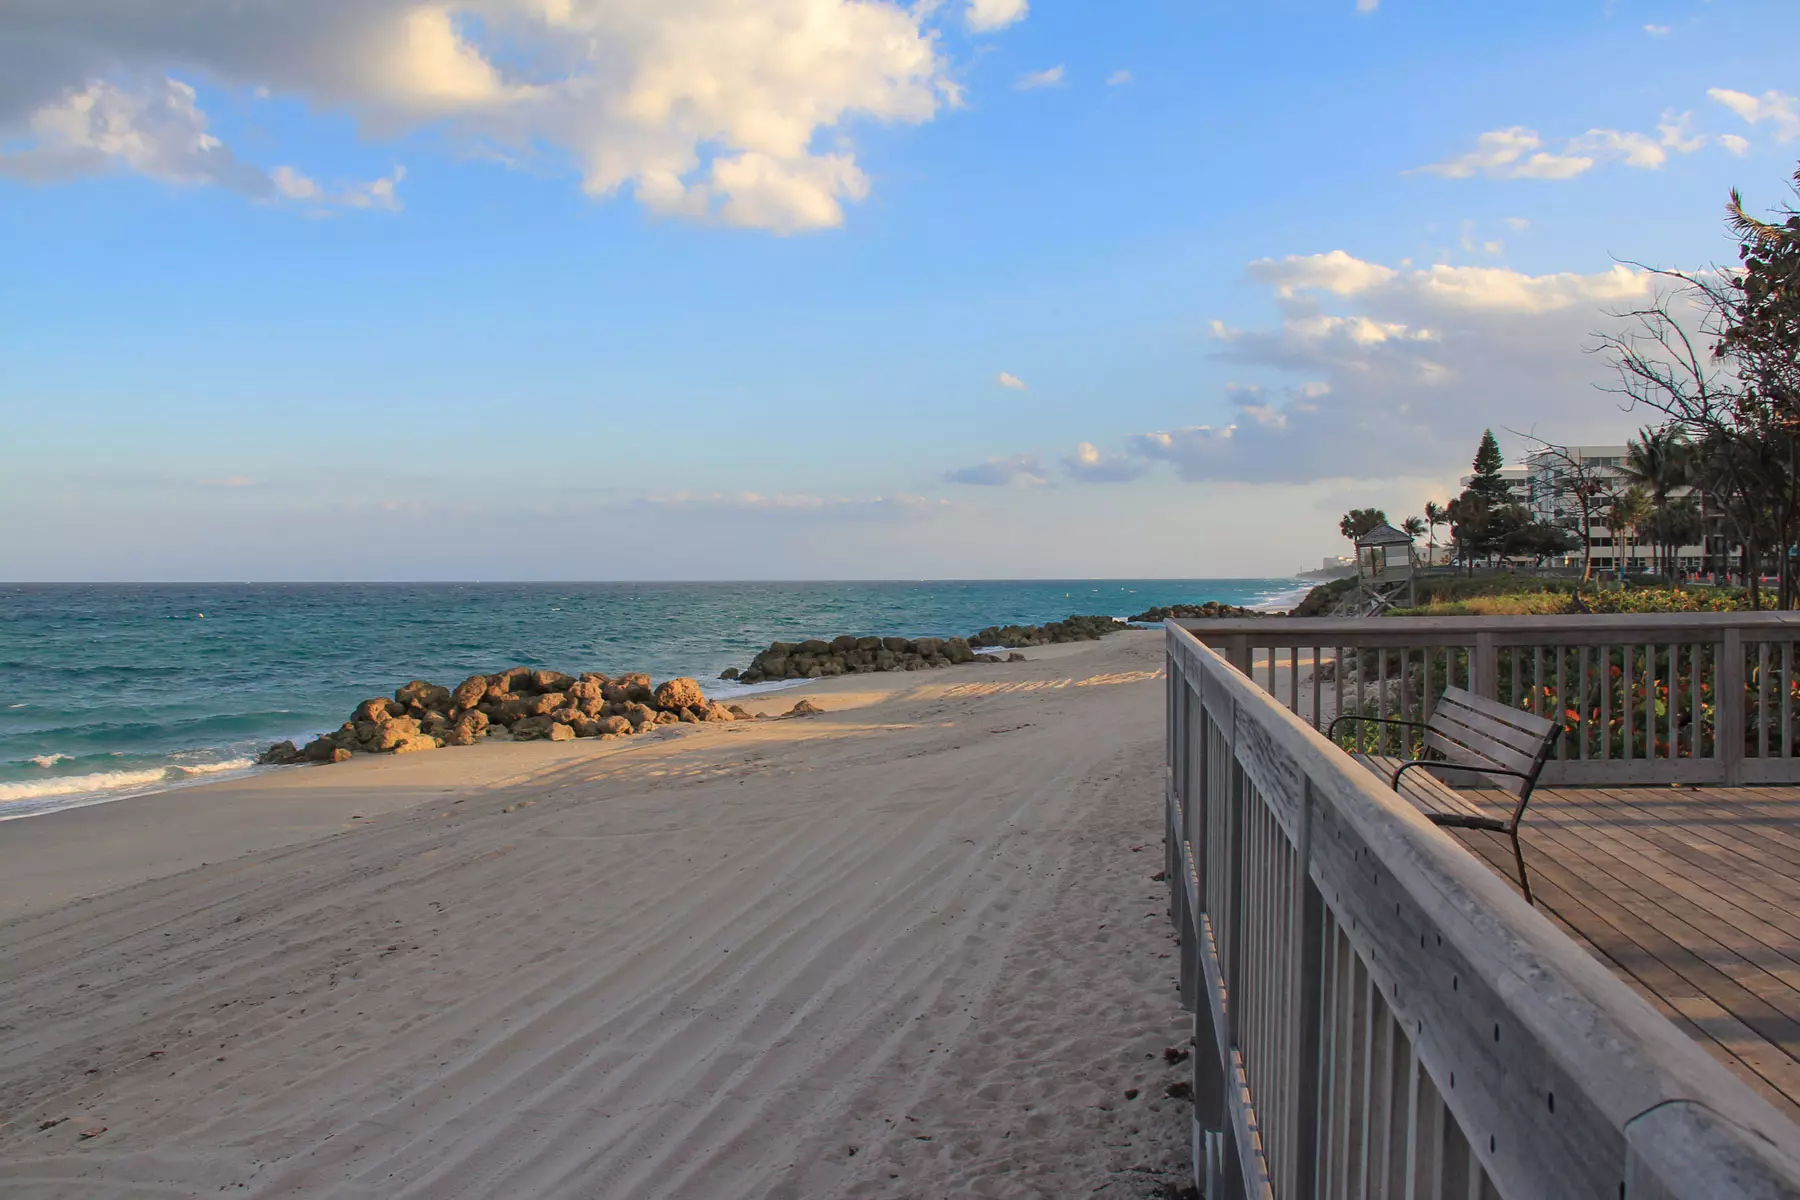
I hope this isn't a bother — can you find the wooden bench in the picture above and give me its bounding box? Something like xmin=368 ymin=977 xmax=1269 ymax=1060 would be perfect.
xmin=1328 ymin=686 xmax=1559 ymax=903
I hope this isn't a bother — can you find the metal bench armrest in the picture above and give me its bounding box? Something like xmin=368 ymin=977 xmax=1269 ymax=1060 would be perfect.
xmin=1326 ymin=714 xmax=1431 ymax=739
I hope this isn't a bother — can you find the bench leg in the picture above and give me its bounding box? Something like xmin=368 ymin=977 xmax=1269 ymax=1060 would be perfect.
xmin=1510 ymin=829 xmax=1534 ymax=906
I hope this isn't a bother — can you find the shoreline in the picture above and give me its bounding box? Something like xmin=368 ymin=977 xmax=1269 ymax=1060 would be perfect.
xmin=0 ymin=630 xmax=1191 ymax=1196
xmin=4 ymin=579 xmax=1309 ymax=821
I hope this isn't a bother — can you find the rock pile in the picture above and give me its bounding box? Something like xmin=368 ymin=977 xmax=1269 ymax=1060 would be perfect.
xmin=257 ymin=667 xmax=767 ymax=766
xmin=967 ymin=614 xmax=1123 ymax=648
xmin=724 ymin=613 xmax=1119 ymax=684
xmin=1127 ymin=602 xmax=1262 ymax=623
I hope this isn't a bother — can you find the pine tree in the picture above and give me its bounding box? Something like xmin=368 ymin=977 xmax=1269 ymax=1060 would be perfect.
xmin=1466 ymin=430 xmax=1510 ymax=504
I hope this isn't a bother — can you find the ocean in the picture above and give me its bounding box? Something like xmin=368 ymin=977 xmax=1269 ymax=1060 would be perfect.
xmin=0 ymin=579 xmax=1306 ymax=820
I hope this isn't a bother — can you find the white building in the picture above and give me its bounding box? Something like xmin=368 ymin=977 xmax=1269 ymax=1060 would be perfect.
xmin=1522 ymin=444 xmax=1719 ymax=575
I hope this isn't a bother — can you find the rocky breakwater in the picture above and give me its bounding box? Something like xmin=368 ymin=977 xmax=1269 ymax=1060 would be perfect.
xmin=722 ymin=614 xmax=1122 ymax=685
xmin=1127 ymin=601 xmax=1263 ymax=623
xmin=257 ymin=667 xmax=784 ymax=766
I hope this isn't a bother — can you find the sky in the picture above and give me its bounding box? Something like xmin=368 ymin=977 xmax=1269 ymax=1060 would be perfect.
xmin=2 ymin=0 xmax=1798 ymax=581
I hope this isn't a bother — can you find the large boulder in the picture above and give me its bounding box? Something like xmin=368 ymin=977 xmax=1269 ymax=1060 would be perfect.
xmin=622 ymin=703 xmax=657 ymax=730
xmin=787 ymin=699 xmax=825 ymax=717
xmin=829 ymin=634 xmax=859 ymax=653
xmin=566 ymin=679 xmax=605 ymax=712
xmin=395 ymin=680 xmax=452 ymax=711
xmin=390 ymin=733 xmax=442 ymax=755
xmin=598 ymin=715 xmax=634 ymax=736
xmin=527 ymin=692 xmax=567 ymax=717
xmin=370 ymin=721 xmax=424 ymax=752
xmin=718 ymin=667 xmax=740 ymax=681
xmin=510 ymin=716 xmax=556 ymax=740
xmin=546 ymin=722 xmax=576 ymax=742
xmin=353 ymin=697 xmax=403 ymax=723
xmin=256 ymin=740 xmax=302 ymax=765
xmin=532 ymin=670 xmax=576 ymax=693
xmin=654 ymin=677 xmax=707 ymax=711
xmin=451 ymin=674 xmax=489 ymax=711
xmin=943 ymin=637 xmax=976 ymax=664
xmin=492 ymin=696 xmax=535 ymax=725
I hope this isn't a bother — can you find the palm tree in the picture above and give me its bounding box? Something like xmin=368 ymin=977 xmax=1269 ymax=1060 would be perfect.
xmin=1423 ymin=501 xmax=1447 ymax=567
xmin=1400 ymin=516 xmax=1426 ymax=569
xmin=1622 ymin=426 xmax=1690 ymax=578
xmin=1608 ymin=486 xmax=1653 ymax=581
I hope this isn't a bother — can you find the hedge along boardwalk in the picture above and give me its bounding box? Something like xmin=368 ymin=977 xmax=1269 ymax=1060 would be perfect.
xmin=1445 ymin=782 xmax=1800 ymax=1126
xmin=0 ymin=631 xmax=1193 ymax=1200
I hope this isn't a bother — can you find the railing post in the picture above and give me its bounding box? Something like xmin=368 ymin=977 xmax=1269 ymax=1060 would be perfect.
xmin=1292 ymin=778 xmax=1326 ymax=1199
xmin=1227 ymin=634 xmax=1251 ymax=676
xmin=1721 ymin=628 xmax=1745 ymax=787
xmin=1472 ymin=632 xmax=1498 ymax=701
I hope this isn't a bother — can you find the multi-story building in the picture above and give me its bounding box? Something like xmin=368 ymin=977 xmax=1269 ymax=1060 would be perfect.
xmin=1522 ymin=444 xmax=1723 ymax=575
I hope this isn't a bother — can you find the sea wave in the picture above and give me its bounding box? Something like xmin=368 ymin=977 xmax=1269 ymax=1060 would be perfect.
xmin=28 ymin=753 xmax=73 ymax=768
xmin=0 ymin=758 xmax=257 ymax=805
xmin=1249 ymin=581 xmax=1315 ymax=613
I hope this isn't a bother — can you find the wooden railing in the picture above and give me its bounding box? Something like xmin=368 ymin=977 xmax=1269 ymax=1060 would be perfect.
xmin=1181 ymin=612 xmax=1800 ymax=785
xmin=1163 ymin=620 xmax=1800 ymax=1198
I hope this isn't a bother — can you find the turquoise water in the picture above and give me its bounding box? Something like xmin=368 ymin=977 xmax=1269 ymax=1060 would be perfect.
xmin=0 ymin=579 xmax=1304 ymax=818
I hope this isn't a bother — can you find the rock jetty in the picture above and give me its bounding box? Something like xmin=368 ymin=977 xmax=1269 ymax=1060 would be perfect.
xmin=256 ymin=667 xmax=796 ymax=767
xmin=1127 ymin=602 xmax=1262 ymax=623
xmin=726 ymin=614 xmax=1119 ymax=684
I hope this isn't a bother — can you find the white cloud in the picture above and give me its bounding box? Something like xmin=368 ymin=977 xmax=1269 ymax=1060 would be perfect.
xmin=1412 ymin=127 xmax=1593 ymax=180
xmin=273 ymin=163 xmax=407 ymax=211
xmin=0 ymin=0 xmax=997 ymax=232
xmin=1708 ymin=88 xmax=1800 ymax=142
xmin=1020 ymin=250 xmax=1657 ymax=487
xmin=1568 ymin=128 xmax=1667 ymax=170
xmin=996 ymin=371 xmax=1027 ymax=390
xmin=1657 ymin=110 xmax=1706 ymax=154
xmin=943 ymin=454 xmax=1049 ymax=487
xmin=965 ymin=0 xmax=1029 ymax=33
xmin=0 ymin=77 xmax=267 ymax=191
xmin=0 ymin=76 xmax=403 ymax=211
xmin=1106 ymin=70 xmax=1132 ymax=87
xmin=1416 ymin=113 xmax=1720 ymax=181
xmin=1356 ymin=0 xmax=1379 ymax=11
xmin=1644 ymin=24 xmax=1670 ymax=36
xmin=1246 ymin=249 xmax=1397 ymax=297
xmin=1503 ymin=216 xmax=1529 ymax=230
xmin=1062 ymin=442 xmax=1147 ymax=482
xmin=1720 ymin=133 xmax=1751 ymax=156
xmin=1015 ymin=65 xmax=1065 ymax=91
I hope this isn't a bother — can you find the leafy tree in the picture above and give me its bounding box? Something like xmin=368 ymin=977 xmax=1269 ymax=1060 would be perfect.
xmin=1599 ymin=158 xmax=1800 ymax=606
xmin=1338 ymin=508 xmax=1388 ymax=545
xmin=1445 ymin=494 xmax=1486 ymax=573
xmin=1505 ymin=520 xmax=1576 ymax=566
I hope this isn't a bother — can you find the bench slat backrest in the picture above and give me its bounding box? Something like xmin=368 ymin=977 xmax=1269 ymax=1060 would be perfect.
xmin=1424 ymin=687 xmax=1558 ymax=795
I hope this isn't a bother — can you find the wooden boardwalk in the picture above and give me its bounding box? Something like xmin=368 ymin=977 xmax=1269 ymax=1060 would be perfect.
xmin=1441 ymin=783 xmax=1800 ymax=1123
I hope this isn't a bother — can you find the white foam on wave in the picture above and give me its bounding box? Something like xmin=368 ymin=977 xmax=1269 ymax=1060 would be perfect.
xmin=1249 ymin=581 xmax=1315 ymax=613
xmin=28 ymin=753 xmax=72 ymax=768
xmin=0 ymin=757 xmax=257 ymax=805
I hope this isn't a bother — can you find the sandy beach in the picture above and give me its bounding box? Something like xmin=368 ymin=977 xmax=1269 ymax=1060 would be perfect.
xmin=0 ymin=631 xmax=1190 ymax=1199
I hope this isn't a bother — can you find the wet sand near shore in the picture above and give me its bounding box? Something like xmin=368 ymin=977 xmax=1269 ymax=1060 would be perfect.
xmin=0 ymin=631 xmax=1192 ymax=1199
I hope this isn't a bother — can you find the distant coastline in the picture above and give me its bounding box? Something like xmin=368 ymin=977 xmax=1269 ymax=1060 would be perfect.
xmin=2 ymin=578 xmax=1308 ymax=819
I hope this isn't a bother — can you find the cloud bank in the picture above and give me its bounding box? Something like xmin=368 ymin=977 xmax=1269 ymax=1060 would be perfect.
xmin=0 ymin=0 xmax=1013 ymax=230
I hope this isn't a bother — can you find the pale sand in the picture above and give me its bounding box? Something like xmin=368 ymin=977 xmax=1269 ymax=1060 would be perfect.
xmin=0 ymin=631 xmax=1191 ymax=1199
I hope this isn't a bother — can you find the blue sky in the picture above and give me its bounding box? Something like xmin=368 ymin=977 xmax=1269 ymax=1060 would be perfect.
xmin=3 ymin=0 xmax=1798 ymax=580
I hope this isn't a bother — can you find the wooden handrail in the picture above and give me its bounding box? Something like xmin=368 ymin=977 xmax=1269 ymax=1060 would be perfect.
xmin=1164 ymin=619 xmax=1800 ymax=1198
xmin=1175 ymin=612 xmax=1800 ymax=788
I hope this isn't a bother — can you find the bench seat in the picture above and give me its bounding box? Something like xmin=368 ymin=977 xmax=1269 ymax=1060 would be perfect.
xmin=1331 ymin=687 xmax=1559 ymax=903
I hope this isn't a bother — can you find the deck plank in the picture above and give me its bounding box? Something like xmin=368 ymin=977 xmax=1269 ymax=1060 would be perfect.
xmin=1426 ymin=783 xmax=1800 ymax=1124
